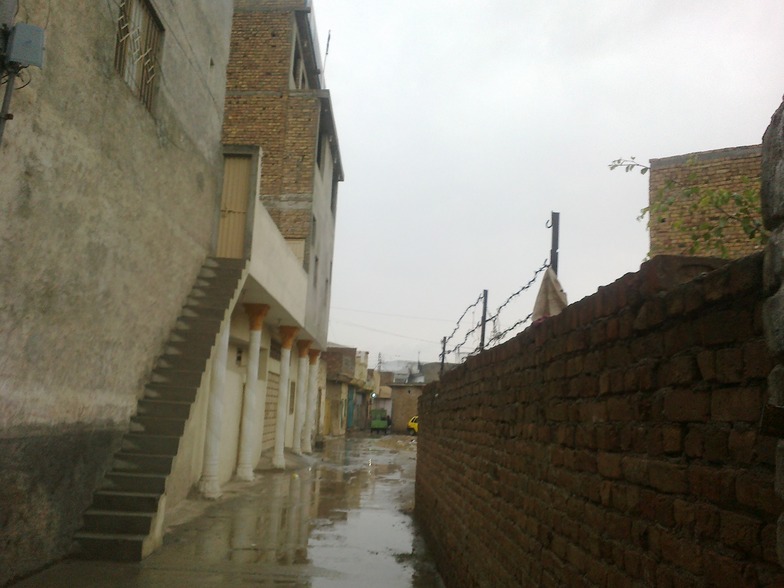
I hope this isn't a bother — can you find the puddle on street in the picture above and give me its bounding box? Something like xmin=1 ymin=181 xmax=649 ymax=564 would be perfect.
xmin=149 ymin=436 xmax=440 ymax=587
xmin=12 ymin=436 xmax=439 ymax=588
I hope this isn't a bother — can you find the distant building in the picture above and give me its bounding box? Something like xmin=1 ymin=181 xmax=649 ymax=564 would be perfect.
xmin=648 ymin=145 xmax=762 ymax=258
xmin=378 ymin=361 xmax=456 ymax=433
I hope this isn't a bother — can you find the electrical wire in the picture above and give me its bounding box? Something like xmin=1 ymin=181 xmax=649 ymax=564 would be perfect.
xmin=331 ymin=319 xmax=438 ymax=344
xmin=331 ymin=306 xmax=452 ymax=323
xmin=443 ymin=292 xmax=484 ymax=346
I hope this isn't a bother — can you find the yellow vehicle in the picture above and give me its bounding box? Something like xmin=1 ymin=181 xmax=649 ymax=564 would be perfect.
xmin=407 ymin=416 xmax=419 ymax=436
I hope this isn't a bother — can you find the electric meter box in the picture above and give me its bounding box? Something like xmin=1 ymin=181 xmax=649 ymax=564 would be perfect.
xmin=6 ymin=23 xmax=45 ymax=68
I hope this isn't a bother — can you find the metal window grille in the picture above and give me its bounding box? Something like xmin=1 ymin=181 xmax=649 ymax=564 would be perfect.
xmin=114 ymin=0 xmax=162 ymax=111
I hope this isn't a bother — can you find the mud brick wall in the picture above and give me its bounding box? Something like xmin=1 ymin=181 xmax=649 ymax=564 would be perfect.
xmin=761 ymin=98 xmax=784 ymax=575
xmin=649 ymin=145 xmax=762 ymax=259
xmin=417 ymin=253 xmax=784 ymax=587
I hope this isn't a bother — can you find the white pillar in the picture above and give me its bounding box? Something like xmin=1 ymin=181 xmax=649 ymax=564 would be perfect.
xmin=199 ymin=322 xmax=231 ymax=499
xmin=273 ymin=326 xmax=298 ymax=469
xmin=236 ymin=304 xmax=269 ymax=481
xmin=292 ymin=340 xmax=311 ymax=455
xmin=302 ymin=350 xmax=320 ymax=453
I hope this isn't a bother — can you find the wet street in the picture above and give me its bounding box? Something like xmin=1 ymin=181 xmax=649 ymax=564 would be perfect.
xmin=13 ymin=436 xmax=442 ymax=587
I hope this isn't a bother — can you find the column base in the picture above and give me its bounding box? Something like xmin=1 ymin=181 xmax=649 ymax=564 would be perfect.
xmin=199 ymin=477 xmax=222 ymax=499
xmin=235 ymin=466 xmax=255 ymax=481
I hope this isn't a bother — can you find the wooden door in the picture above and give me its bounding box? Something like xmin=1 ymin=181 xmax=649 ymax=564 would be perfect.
xmin=216 ymin=154 xmax=251 ymax=258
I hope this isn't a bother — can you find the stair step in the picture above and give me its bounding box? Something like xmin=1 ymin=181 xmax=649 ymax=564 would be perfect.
xmin=144 ymin=383 xmax=197 ymax=403
xmin=121 ymin=433 xmax=180 ymax=456
xmin=130 ymin=416 xmax=186 ymax=436
xmin=174 ymin=316 xmax=223 ymax=334
xmin=74 ymin=532 xmax=148 ymax=561
xmin=103 ymin=472 xmax=168 ymax=493
xmin=113 ymin=452 xmax=174 ymax=474
xmin=186 ymin=286 xmax=240 ymax=301
xmin=184 ymin=294 xmax=232 ymax=309
xmin=150 ymin=367 xmax=204 ymax=388
xmin=82 ymin=510 xmax=155 ymax=535
xmin=168 ymin=329 xmax=221 ymax=347
xmin=163 ymin=337 xmax=215 ymax=355
xmin=180 ymin=304 xmax=227 ymax=319
xmin=155 ymin=353 xmax=209 ymax=371
xmin=206 ymin=256 xmax=246 ymax=268
xmin=92 ymin=491 xmax=161 ymax=512
xmin=191 ymin=279 xmax=242 ymax=293
xmin=137 ymin=398 xmax=192 ymax=419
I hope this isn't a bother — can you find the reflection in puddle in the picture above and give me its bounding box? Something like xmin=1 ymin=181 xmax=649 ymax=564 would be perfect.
xmin=152 ymin=437 xmax=437 ymax=587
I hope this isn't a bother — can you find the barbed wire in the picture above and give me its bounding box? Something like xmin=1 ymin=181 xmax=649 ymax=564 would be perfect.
xmin=443 ymin=292 xmax=484 ymax=347
xmin=446 ymin=320 xmax=483 ymax=356
xmin=486 ymin=311 xmax=535 ymax=347
xmin=491 ymin=259 xmax=549 ymax=320
xmin=442 ymin=260 xmax=550 ymax=360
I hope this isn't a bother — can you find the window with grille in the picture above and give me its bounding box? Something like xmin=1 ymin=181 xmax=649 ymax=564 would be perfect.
xmin=114 ymin=0 xmax=163 ymax=111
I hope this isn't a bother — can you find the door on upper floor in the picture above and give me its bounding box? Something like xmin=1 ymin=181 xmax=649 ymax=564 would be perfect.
xmin=216 ymin=154 xmax=252 ymax=258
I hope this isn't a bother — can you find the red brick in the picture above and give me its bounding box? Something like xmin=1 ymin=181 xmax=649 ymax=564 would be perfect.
xmin=735 ymin=470 xmax=783 ymax=515
xmin=744 ymin=338 xmax=773 ymax=378
xmin=663 ymin=388 xmax=710 ymax=422
xmin=696 ymin=350 xmax=716 ymax=381
xmin=662 ymin=425 xmax=683 ymax=454
xmin=621 ymin=456 xmax=649 ymax=485
xmin=719 ymin=510 xmax=761 ymax=554
xmin=597 ymin=452 xmax=622 ymax=479
xmin=659 ymin=530 xmax=703 ymax=575
xmin=649 ymin=461 xmax=689 ymax=494
xmin=688 ymin=465 xmax=736 ymax=505
xmin=659 ymin=356 xmax=699 ymax=386
xmin=711 ymin=387 xmax=762 ymax=422
xmin=704 ymin=550 xmax=759 ymax=588
xmin=715 ymin=348 xmax=744 ymax=383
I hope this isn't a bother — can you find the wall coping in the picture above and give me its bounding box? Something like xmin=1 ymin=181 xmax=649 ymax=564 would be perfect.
xmin=650 ymin=144 xmax=761 ymax=170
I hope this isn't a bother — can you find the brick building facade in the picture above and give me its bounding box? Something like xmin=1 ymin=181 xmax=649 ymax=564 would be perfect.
xmin=649 ymin=145 xmax=762 ymax=258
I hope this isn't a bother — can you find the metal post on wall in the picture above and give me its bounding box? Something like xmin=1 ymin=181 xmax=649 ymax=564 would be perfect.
xmin=479 ymin=289 xmax=488 ymax=351
xmin=440 ymin=337 xmax=446 ymax=375
xmin=549 ymin=211 xmax=560 ymax=275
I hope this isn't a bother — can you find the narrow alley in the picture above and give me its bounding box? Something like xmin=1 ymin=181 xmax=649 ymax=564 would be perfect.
xmin=12 ymin=436 xmax=442 ymax=588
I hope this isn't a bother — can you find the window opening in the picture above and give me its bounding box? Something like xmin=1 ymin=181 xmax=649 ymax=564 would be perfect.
xmin=115 ymin=0 xmax=163 ymax=111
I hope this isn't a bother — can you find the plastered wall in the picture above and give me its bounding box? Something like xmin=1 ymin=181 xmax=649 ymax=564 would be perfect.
xmin=0 ymin=1 xmax=233 ymax=582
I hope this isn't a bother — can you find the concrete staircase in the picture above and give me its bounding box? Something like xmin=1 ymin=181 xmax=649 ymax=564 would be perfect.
xmin=74 ymin=257 xmax=246 ymax=561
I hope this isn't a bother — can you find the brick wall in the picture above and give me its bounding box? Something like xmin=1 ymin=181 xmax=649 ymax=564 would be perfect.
xmin=649 ymin=145 xmax=762 ymax=259
xmin=760 ymin=98 xmax=784 ymax=575
xmin=223 ymin=10 xmax=319 ymax=242
xmin=416 ymin=253 xmax=783 ymax=587
xmin=324 ymin=346 xmax=357 ymax=379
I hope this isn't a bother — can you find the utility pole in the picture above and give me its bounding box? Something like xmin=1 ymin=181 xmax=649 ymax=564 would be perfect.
xmin=549 ymin=211 xmax=560 ymax=275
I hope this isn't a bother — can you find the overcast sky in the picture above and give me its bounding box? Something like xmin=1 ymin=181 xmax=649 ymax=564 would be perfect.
xmin=313 ymin=1 xmax=784 ymax=365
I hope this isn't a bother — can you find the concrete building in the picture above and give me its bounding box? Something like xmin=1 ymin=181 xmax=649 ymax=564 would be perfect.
xmin=0 ymin=0 xmax=341 ymax=581
xmin=648 ymin=145 xmax=763 ymax=258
